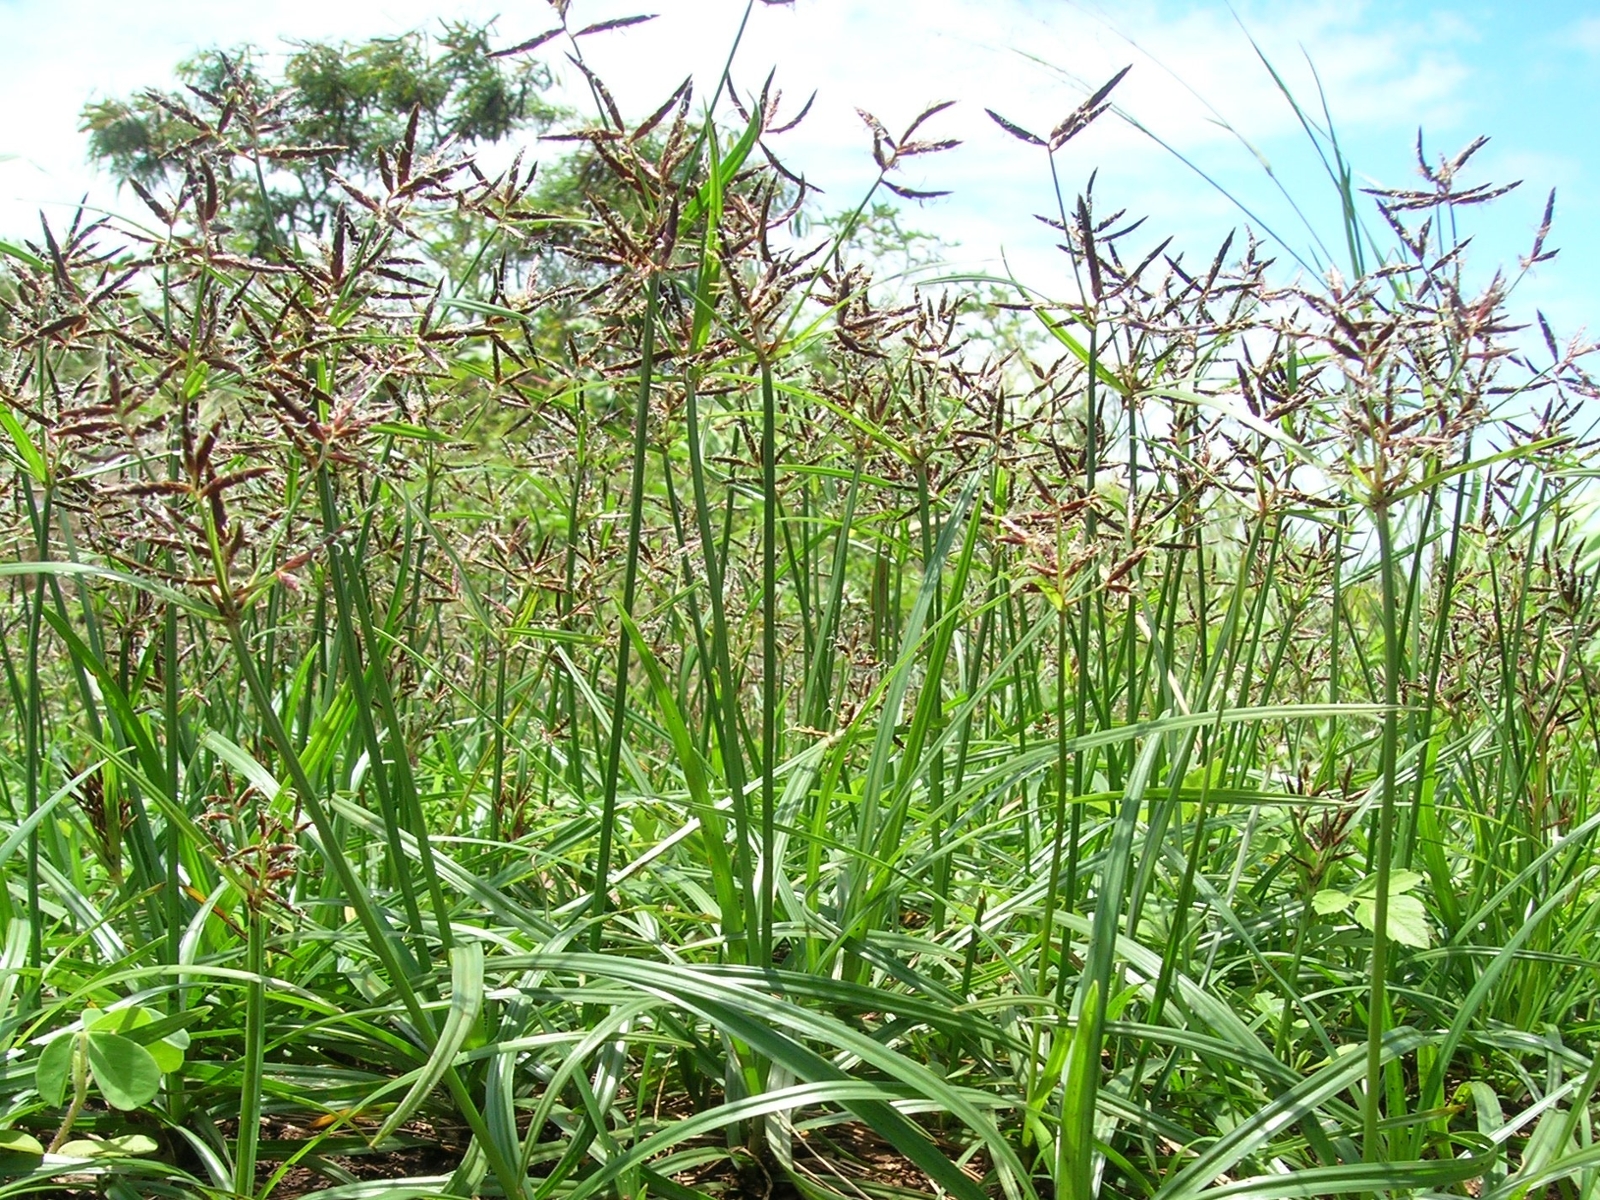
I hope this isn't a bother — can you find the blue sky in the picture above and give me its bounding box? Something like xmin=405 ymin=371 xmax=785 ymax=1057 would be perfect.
xmin=0 ymin=0 xmax=1594 ymax=341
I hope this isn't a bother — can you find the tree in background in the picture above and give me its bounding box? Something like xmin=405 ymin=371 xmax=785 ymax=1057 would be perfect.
xmin=80 ymin=23 xmax=561 ymax=252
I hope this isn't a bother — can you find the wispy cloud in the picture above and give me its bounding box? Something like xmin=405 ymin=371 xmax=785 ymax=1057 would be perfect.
xmin=1569 ymin=15 xmax=1600 ymax=54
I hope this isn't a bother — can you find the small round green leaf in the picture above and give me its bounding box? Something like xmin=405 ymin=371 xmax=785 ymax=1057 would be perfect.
xmin=84 ymin=1006 xmax=189 ymax=1073
xmin=146 ymin=1038 xmax=185 ymax=1075
xmin=0 ymin=1130 xmax=44 ymax=1156
xmin=56 ymin=1133 xmax=160 ymax=1159
xmin=34 ymin=1035 xmax=75 ymax=1108
xmin=83 ymin=1005 xmax=152 ymax=1034
xmin=84 ymin=1032 xmax=161 ymax=1111
xmin=104 ymin=1133 xmax=160 ymax=1156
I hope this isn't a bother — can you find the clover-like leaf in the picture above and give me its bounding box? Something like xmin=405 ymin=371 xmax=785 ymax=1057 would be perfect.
xmin=83 ymin=1032 xmax=161 ymax=1111
xmin=83 ymin=1005 xmax=146 ymax=1034
xmin=84 ymin=1005 xmax=189 ymax=1074
xmin=34 ymin=1035 xmax=75 ymax=1108
xmin=145 ymin=1036 xmax=186 ymax=1075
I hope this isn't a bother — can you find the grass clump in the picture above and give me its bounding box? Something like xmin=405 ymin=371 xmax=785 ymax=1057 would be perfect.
xmin=1 ymin=6 xmax=1598 ymax=1199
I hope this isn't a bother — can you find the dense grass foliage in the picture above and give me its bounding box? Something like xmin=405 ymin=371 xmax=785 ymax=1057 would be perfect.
xmin=2 ymin=10 xmax=1599 ymax=1199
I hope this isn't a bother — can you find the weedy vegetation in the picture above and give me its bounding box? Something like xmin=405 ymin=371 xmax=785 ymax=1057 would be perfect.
xmin=1 ymin=3 xmax=1599 ymax=1198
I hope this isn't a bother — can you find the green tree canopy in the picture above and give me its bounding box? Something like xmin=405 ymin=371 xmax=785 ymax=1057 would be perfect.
xmin=81 ymin=23 xmax=561 ymax=249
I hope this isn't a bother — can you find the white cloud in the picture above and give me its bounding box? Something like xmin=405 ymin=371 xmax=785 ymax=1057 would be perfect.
xmin=1570 ymin=15 xmax=1600 ymax=55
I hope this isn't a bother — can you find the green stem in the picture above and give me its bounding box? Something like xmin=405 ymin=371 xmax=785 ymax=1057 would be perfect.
xmin=236 ymin=904 xmax=267 ymax=1195
xmin=759 ymin=356 xmax=778 ymax=963
xmin=1364 ymin=498 xmax=1403 ymax=1162
xmin=47 ymin=1035 xmax=90 ymax=1155
xmin=590 ymin=271 xmax=661 ymax=949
